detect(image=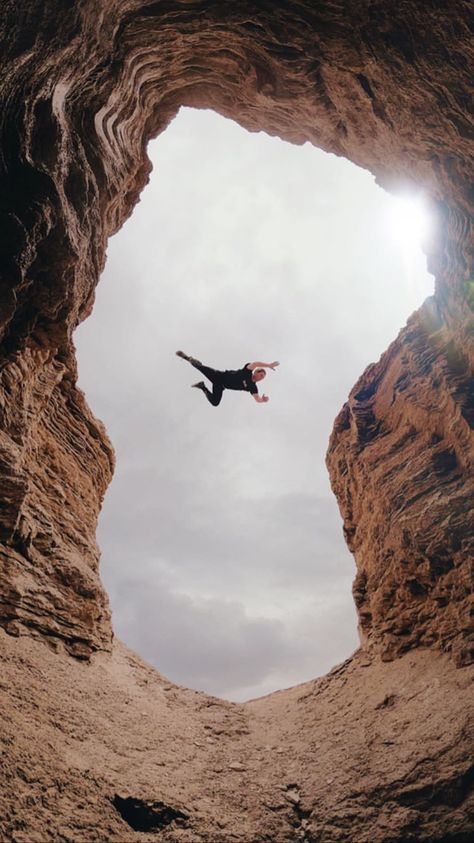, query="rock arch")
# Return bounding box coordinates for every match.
[0,4,473,838]
[1,0,471,663]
